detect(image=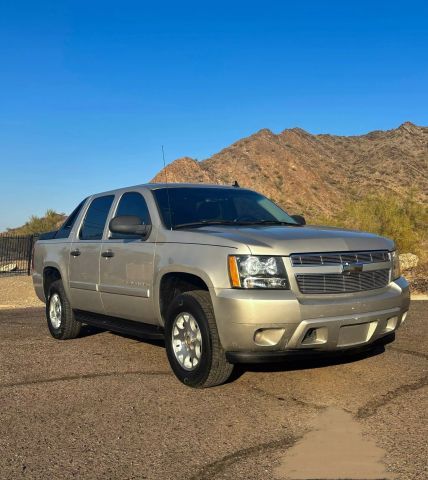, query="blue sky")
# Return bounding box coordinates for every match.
[0,1,427,230]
